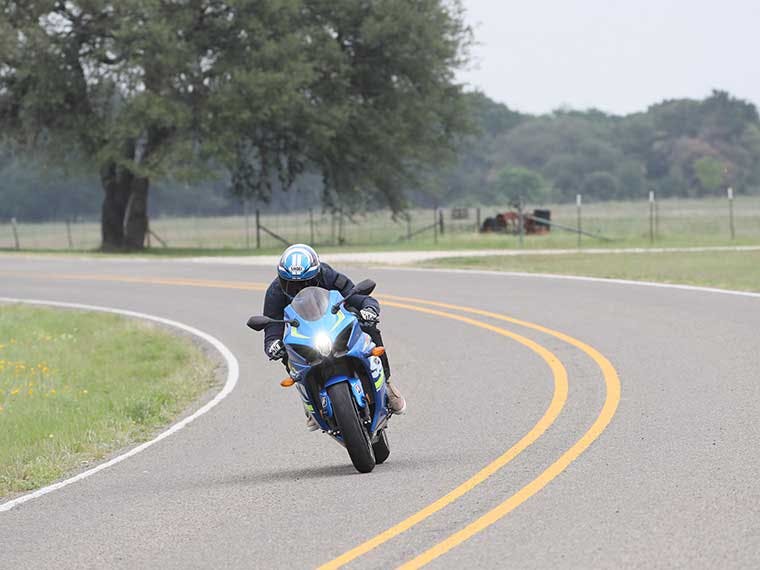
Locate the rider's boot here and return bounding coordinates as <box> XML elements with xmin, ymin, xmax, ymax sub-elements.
<box><xmin>304</xmin><ymin>405</ymin><xmax>319</xmax><ymax>431</ymax></box>
<box><xmin>386</xmin><ymin>380</ymin><xmax>407</xmax><ymax>415</ymax></box>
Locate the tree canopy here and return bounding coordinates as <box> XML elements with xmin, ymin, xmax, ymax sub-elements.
<box><xmin>0</xmin><ymin>0</ymin><xmax>471</xmax><ymax>248</ymax></box>
<box><xmin>3</xmin><ymin>8</ymin><xmax>759</xmax><ymax>227</ymax></box>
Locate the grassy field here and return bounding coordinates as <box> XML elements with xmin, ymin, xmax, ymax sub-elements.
<box><xmin>2</xmin><ymin>195</ymin><xmax>760</xmax><ymax>253</ymax></box>
<box><xmin>427</xmin><ymin>250</ymin><xmax>760</xmax><ymax>292</ymax></box>
<box><xmin>0</xmin><ymin>306</ymin><xmax>216</xmax><ymax>497</ymax></box>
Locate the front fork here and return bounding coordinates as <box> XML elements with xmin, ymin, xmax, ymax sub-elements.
<box><xmin>320</xmin><ymin>376</ymin><xmax>368</xmax><ymax>421</ymax></box>
<box><xmin>296</xmin><ymin>354</ymin><xmax>388</xmax><ymax>434</ymax></box>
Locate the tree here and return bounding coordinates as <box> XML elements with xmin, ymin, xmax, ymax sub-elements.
<box><xmin>616</xmin><ymin>160</ymin><xmax>646</xmax><ymax>198</ymax></box>
<box><xmin>694</xmin><ymin>156</ymin><xmax>724</xmax><ymax>193</ymax></box>
<box><xmin>492</xmin><ymin>166</ymin><xmax>549</xmax><ymax>204</ymax></box>
<box><xmin>0</xmin><ymin>0</ymin><xmax>470</xmax><ymax>249</ymax></box>
<box><xmin>582</xmin><ymin>171</ymin><xmax>619</xmax><ymax>200</ymax></box>
<box><xmin>700</xmin><ymin>89</ymin><xmax>759</xmax><ymax>142</ymax></box>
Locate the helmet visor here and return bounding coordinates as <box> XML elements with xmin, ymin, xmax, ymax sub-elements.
<box><xmin>280</xmin><ymin>275</ymin><xmax>319</xmax><ymax>298</ymax></box>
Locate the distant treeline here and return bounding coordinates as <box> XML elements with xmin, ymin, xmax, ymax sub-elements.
<box><xmin>2</xmin><ymin>89</ymin><xmax>759</xmax><ymax>221</ymax></box>
<box><xmin>433</xmin><ymin>89</ymin><xmax>760</xmax><ymax>206</ymax></box>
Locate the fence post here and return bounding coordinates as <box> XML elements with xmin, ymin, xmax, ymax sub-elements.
<box><xmin>10</xmin><ymin>217</ymin><xmax>20</xmax><ymax>250</ymax></box>
<box><xmin>433</xmin><ymin>208</ymin><xmax>438</xmax><ymax>244</ymax></box>
<box><xmin>406</xmin><ymin>213</ymin><xmax>412</xmax><ymax>240</ymax></box>
<box><xmin>255</xmin><ymin>209</ymin><xmax>261</xmax><ymax>249</ymax></box>
<box><xmin>576</xmin><ymin>194</ymin><xmax>582</xmax><ymax>249</ymax></box>
<box><xmin>475</xmin><ymin>207</ymin><xmax>481</xmax><ymax>233</ymax></box>
<box><xmin>439</xmin><ymin>210</ymin><xmax>445</xmax><ymax>236</ymax></box>
<box><xmin>66</xmin><ymin>219</ymin><xmax>73</xmax><ymax>249</ymax></box>
<box><xmin>309</xmin><ymin>208</ymin><xmax>315</xmax><ymax>245</ymax></box>
<box><xmin>243</xmin><ymin>199</ymin><xmax>251</xmax><ymax>249</ymax></box>
<box><xmin>728</xmin><ymin>187</ymin><xmax>735</xmax><ymax>240</ymax></box>
<box><xmin>655</xmin><ymin>194</ymin><xmax>660</xmax><ymax>240</ymax></box>
<box><xmin>649</xmin><ymin>190</ymin><xmax>655</xmax><ymax>245</ymax></box>
<box><xmin>338</xmin><ymin>207</ymin><xmax>345</xmax><ymax>245</ymax></box>
<box><xmin>517</xmin><ymin>198</ymin><xmax>524</xmax><ymax>247</ymax></box>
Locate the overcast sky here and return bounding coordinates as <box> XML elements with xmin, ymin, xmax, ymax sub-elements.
<box><xmin>457</xmin><ymin>0</ymin><xmax>759</xmax><ymax>115</ymax></box>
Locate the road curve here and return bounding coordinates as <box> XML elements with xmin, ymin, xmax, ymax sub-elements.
<box><xmin>1</xmin><ymin>256</ymin><xmax>758</xmax><ymax>569</ymax></box>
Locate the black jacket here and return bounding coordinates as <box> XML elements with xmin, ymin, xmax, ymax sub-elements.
<box><xmin>262</xmin><ymin>262</ymin><xmax>380</xmax><ymax>354</ymax></box>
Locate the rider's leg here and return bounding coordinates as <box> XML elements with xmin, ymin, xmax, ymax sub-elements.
<box><xmin>282</xmin><ymin>355</ymin><xmax>318</xmax><ymax>430</ymax></box>
<box><xmin>304</xmin><ymin>405</ymin><xmax>319</xmax><ymax>431</ymax></box>
<box><xmin>363</xmin><ymin>325</ymin><xmax>406</xmax><ymax>415</ymax></box>
<box><xmin>365</xmin><ymin>326</ymin><xmax>391</xmax><ymax>378</ymax></box>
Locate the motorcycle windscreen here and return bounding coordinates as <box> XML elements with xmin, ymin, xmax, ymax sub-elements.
<box><xmin>290</xmin><ymin>287</ymin><xmax>331</xmax><ymax>321</ymax></box>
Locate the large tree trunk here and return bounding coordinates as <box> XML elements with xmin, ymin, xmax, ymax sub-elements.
<box><xmin>124</xmin><ymin>176</ymin><xmax>149</xmax><ymax>249</ymax></box>
<box><xmin>100</xmin><ymin>162</ymin><xmax>150</xmax><ymax>251</ymax></box>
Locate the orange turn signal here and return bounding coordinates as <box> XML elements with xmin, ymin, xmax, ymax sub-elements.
<box><xmin>280</xmin><ymin>377</ymin><xmax>295</xmax><ymax>387</ymax></box>
<box><xmin>371</xmin><ymin>347</ymin><xmax>385</xmax><ymax>357</ymax></box>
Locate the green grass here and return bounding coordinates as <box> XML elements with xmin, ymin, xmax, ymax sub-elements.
<box><xmin>427</xmin><ymin>250</ymin><xmax>760</xmax><ymax>292</ymax></box>
<box><xmin>0</xmin><ymin>306</ymin><xmax>216</xmax><ymax>497</ymax></box>
<box><xmin>3</xmin><ymin>232</ymin><xmax>760</xmax><ymax>259</ymax></box>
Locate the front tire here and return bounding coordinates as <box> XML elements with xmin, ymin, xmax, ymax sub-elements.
<box><xmin>372</xmin><ymin>429</ymin><xmax>390</xmax><ymax>464</ymax></box>
<box><xmin>328</xmin><ymin>382</ymin><xmax>375</xmax><ymax>473</ymax></box>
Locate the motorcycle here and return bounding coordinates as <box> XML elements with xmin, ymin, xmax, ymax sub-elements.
<box><xmin>246</xmin><ymin>279</ymin><xmax>391</xmax><ymax>473</ymax></box>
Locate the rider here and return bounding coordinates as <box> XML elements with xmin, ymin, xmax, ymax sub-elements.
<box><xmin>262</xmin><ymin>244</ymin><xmax>407</xmax><ymax>429</ymax></box>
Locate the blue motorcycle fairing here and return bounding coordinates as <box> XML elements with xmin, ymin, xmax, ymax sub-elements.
<box><xmin>280</xmin><ymin>288</ymin><xmax>389</xmax><ymax>440</ymax></box>
<box><xmin>282</xmin><ymin>290</ymin><xmax>354</xmax><ymax>378</ymax></box>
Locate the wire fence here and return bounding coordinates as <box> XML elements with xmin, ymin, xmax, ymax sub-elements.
<box><xmin>2</xmin><ymin>194</ymin><xmax>760</xmax><ymax>251</ymax></box>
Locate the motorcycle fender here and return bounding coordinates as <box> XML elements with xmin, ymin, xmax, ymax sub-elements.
<box><xmin>322</xmin><ymin>375</ymin><xmax>367</xmax><ymax>418</ymax></box>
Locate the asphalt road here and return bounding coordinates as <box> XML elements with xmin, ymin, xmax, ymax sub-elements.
<box><xmin>0</xmin><ymin>256</ymin><xmax>758</xmax><ymax>569</ymax></box>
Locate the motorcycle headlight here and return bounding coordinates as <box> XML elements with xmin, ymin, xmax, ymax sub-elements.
<box><xmin>315</xmin><ymin>332</ymin><xmax>333</xmax><ymax>357</ymax></box>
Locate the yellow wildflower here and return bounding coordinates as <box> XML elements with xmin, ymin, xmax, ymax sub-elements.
<box><xmin>11</xmin><ymin>388</ymin><xmax>19</xmax><ymax>396</ymax></box>
<box><xmin>28</xmin><ymin>388</ymin><xmax>34</xmax><ymax>396</ymax></box>
<box><xmin>49</xmin><ymin>389</ymin><xmax>56</xmax><ymax>395</ymax></box>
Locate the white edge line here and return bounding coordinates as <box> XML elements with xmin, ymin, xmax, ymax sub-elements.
<box><xmin>371</xmin><ymin>266</ymin><xmax>760</xmax><ymax>299</ymax></box>
<box><xmin>0</xmin><ymin>297</ymin><xmax>240</xmax><ymax>513</ymax></box>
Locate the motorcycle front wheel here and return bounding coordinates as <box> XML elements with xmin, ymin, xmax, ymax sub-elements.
<box><xmin>372</xmin><ymin>429</ymin><xmax>390</xmax><ymax>464</ymax></box>
<box><xmin>327</xmin><ymin>382</ymin><xmax>376</xmax><ymax>473</ymax></box>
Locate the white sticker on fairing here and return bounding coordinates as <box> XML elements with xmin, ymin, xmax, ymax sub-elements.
<box><xmin>370</xmin><ymin>356</ymin><xmax>383</xmax><ymax>379</ymax></box>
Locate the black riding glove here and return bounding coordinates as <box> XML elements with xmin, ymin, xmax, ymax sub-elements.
<box><xmin>266</xmin><ymin>339</ymin><xmax>286</xmax><ymax>361</ymax></box>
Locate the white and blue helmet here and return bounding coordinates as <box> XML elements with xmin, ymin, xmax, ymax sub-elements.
<box><xmin>277</xmin><ymin>244</ymin><xmax>321</xmax><ymax>297</ymax></box>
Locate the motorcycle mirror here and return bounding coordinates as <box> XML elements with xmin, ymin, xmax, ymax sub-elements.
<box><xmin>331</xmin><ymin>279</ymin><xmax>376</xmax><ymax>314</ymax></box>
<box><xmin>246</xmin><ymin>316</ymin><xmax>272</xmax><ymax>331</ymax></box>
<box><xmin>353</xmin><ymin>279</ymin><xmax>376</xmax><ymax>296</ymax></box>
